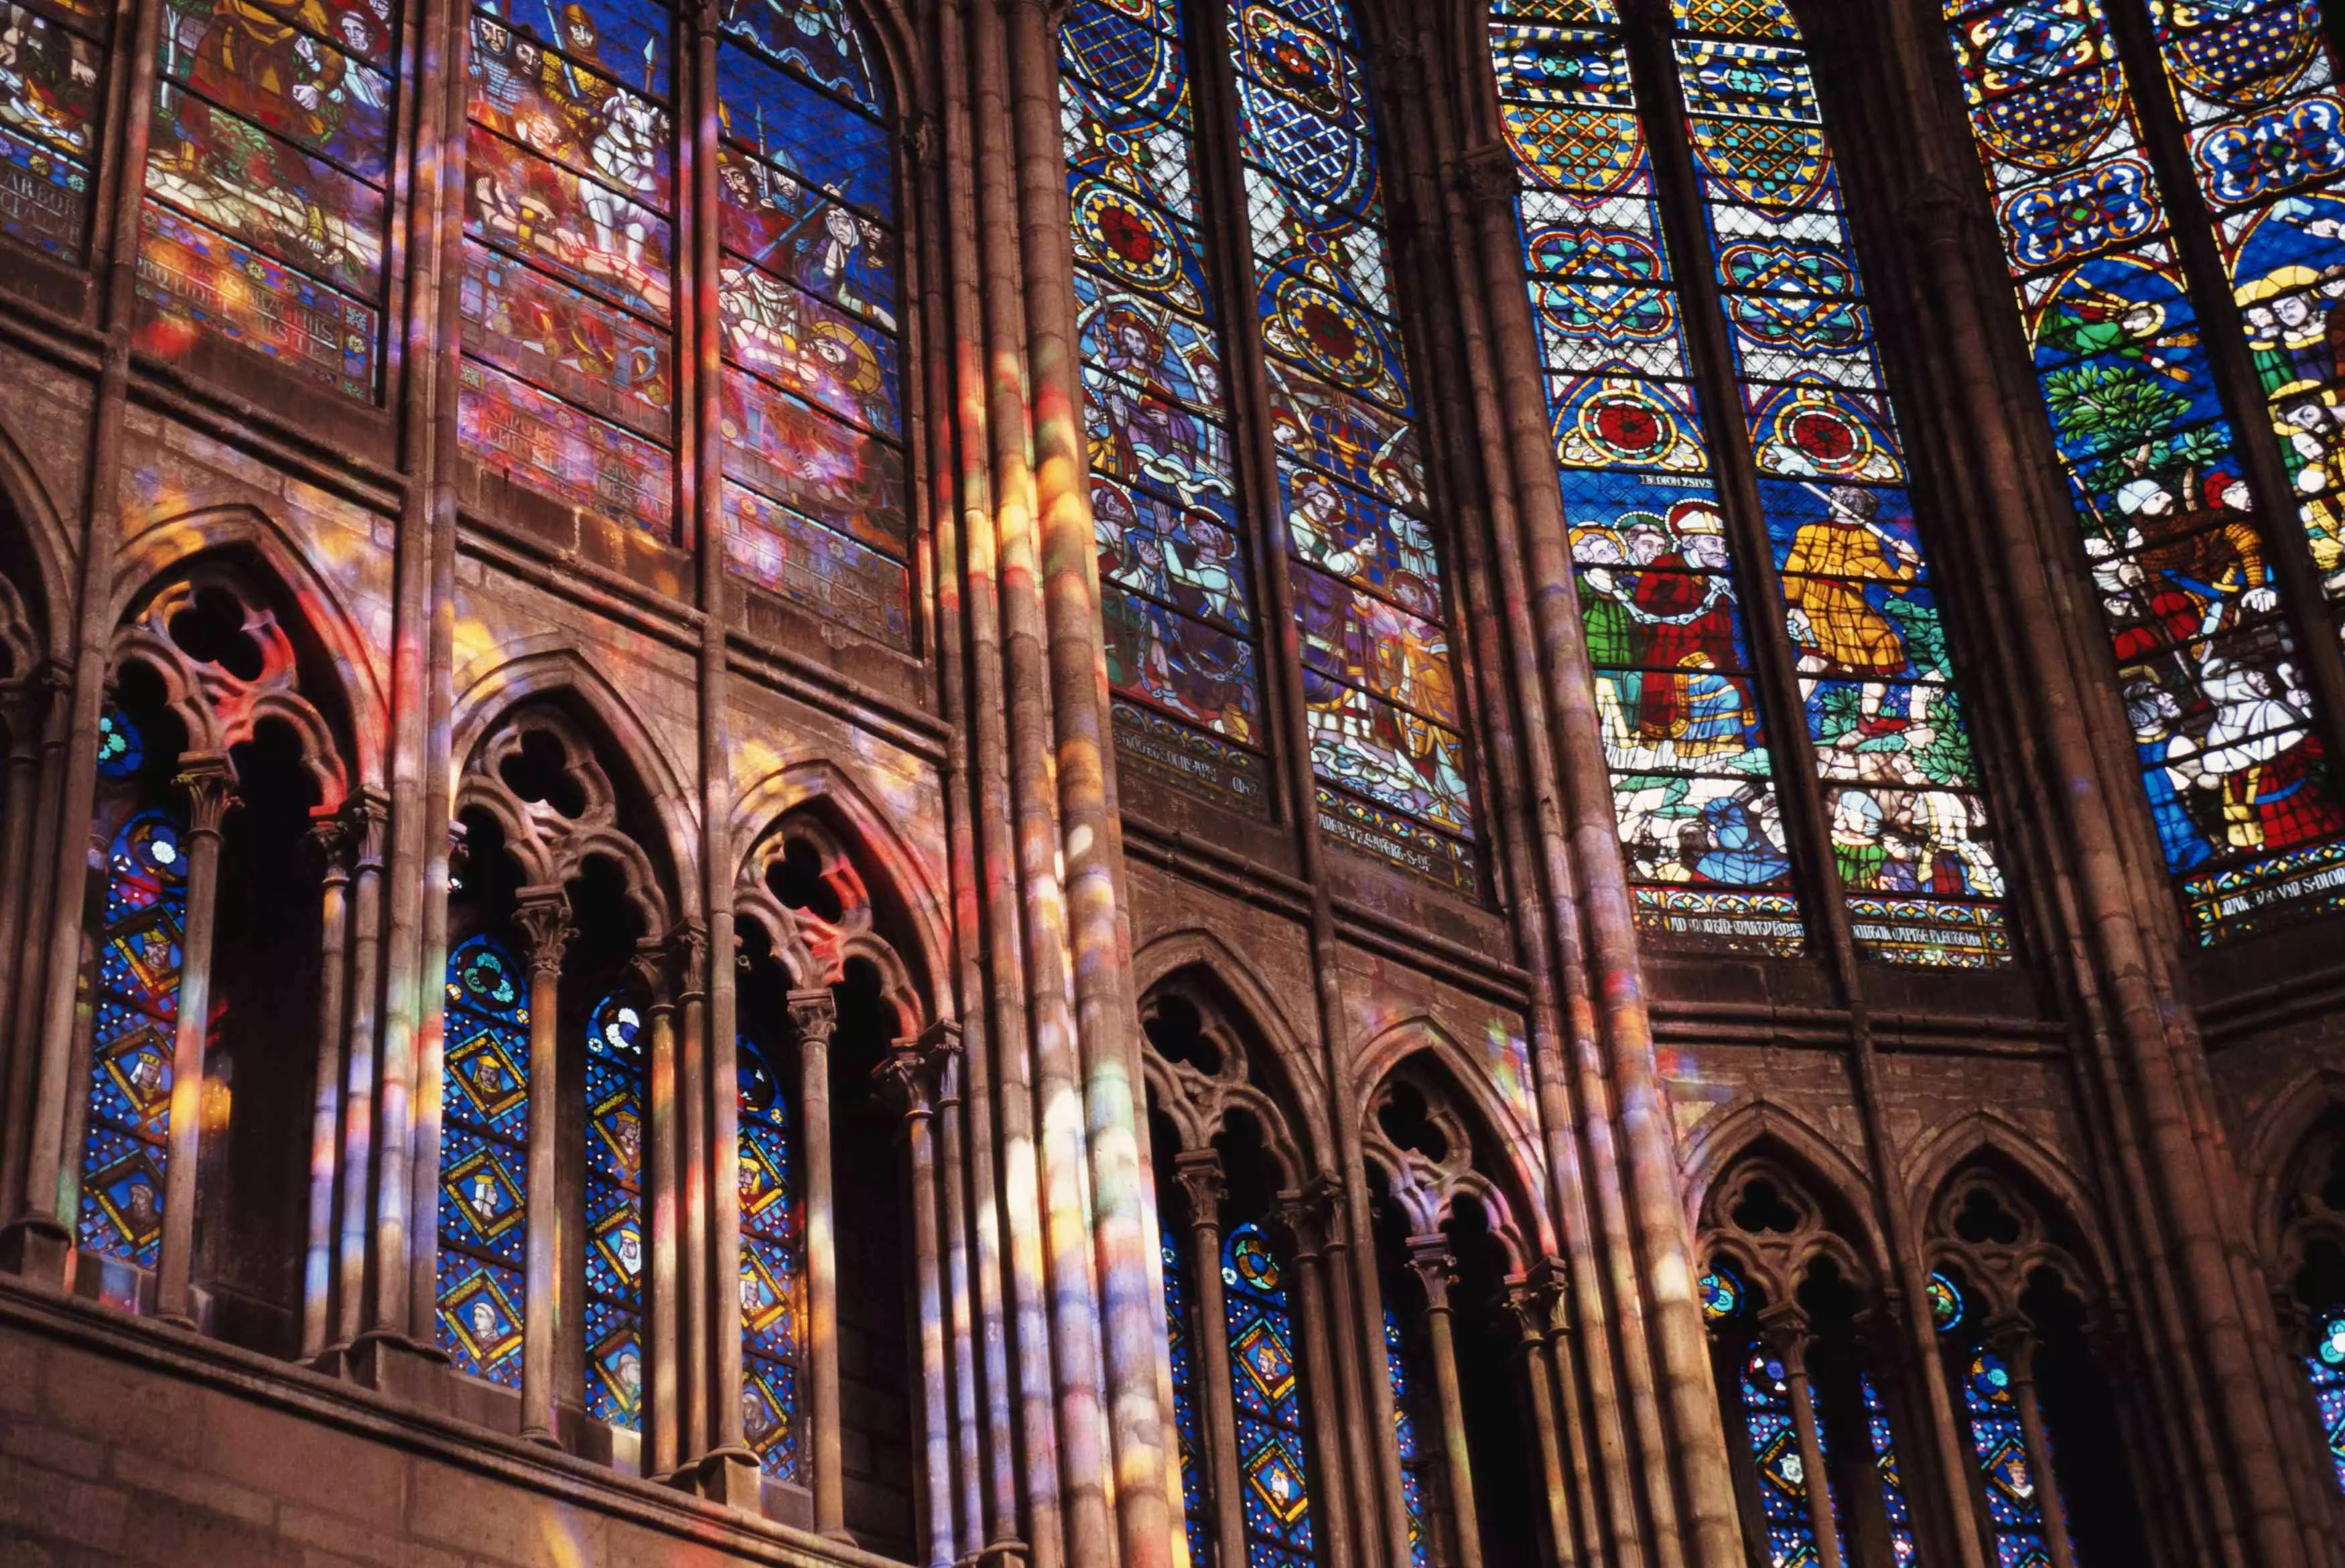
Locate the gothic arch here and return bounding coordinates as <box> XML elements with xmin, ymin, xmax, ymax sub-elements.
<box><xmin>1356</xmin><ymin>1016</ymin><xmax>1550</xmax><ymax>1259</ymax></box>
<box><xmin>1138</xmin><ymin>960</ymin><xmax>1321</xmax><ymax>1187</ymax></box>
<box><xmin>1901</xmin><ymin>1109</ymin><xmax>2117</xmax><ymax>1295</ymax></box>
<box><xmin>110</xmin><ymin>504</ymin><xmax>393</xmax><ymax>790</ymax></box>
<box><xmin>2236</xmin><ymin>1063</ymin><xmax>2345</xmax><ymax>1270</ymax></box>
<box><xmin>1680</xmin><ymin>1096</ymin><xmax>1891</xmax><ymax>1285</ymax></box>
<box><xmin>1134</xmin><ymin>930</ymin><xmax>1328</xmax><ymax>1161</ymax></box>
<box><xmin>450</xmin><ymin>649</ymin><xmax>700</xmax><ymax>921</ymax></box>
<box><xmin>0</xmin><ymin>404</ymin><xmax>79</xmax><ymax>664</ymax></box>
<box><xmin>731</xmin><ymin>758</ymin><xmax>947</xmax><ymax>1023</ymax></box>
<box><xmin>1359</xmin><ymin>1043</ymin><xmax>1541</xmax><ymax>1271</ymax></box>
<box><xmin>736</xmin><ymin>805</ymin><xmax>927</xmax><ymax>1035</ymax></box>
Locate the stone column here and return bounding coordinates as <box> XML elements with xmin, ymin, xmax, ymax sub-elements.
<box><xmin>155</xmin><ymin>756</ymin><xmax>233</xmax><ymax>1326</ymax></box>
<box><xmin>336</xmin><ymin>790</ymin><xmax>389</xmax><ymax>1355</ymax></box>
<box><xmin>634</xmin><ymin>938</ymin><xmax>681</xmax><ymax>1478</ymax></box>
<box><xmin>0</xmin><ymin>679</ymin><xmax>50</xmax><ymax>1200</ymax></box>
<box><xmin>1407</xmin><ymin>1242</ymin><xmax>1483</xmax><ymax>1568</ymax></box>
<box><xmin>1280</xmin><ymin>1190</ymin><xmax>1355</xmax><ymax>1568</ymax></box>
<box><xmin>513</xmin><ymin>892</ymin><xmax>570</xmax><ymax>1447</ymax></box>
<box><xmin>878</xmin><ymin>1024</ymin><xmax>962</xmax><ymax>1568</ymax></box>
<box><xmin>1993</xmin><ymin>1330</ymin><xmax>2076</xmax><ymax>1568</ymax></box>
<box><xmin>1505</xmin><ymin>1279</ymin><xmax>1580</xmax><ymax>1568</ymax></box>
<box><xmin>1173</xmin><ymin>1153</ymin><xmax>1246</xmax><ymax>1568</ymax></box>
<box><xmin>0</xmin><ymin>666</ymin><xmax>68</xmax><ymax>1230</ymax></box>
<box><xmin>792</xmin><ymin>987</ymin><xmax>845</xmax><ymax>1537</ymax></box>
<box><xmin>301</xmin><ymin>812</ymin><xmax>356</xmax><ymax>1360</ymax></box>
<box><xmin>1759</xmin><ymin>1308</ymin><xmax>1844</xmax><ymax>1568</ymax></box>
<box><xmin>670</xmin><ymin>920</ymin><xmax>710</xmax><ymax>1474</ymax></box>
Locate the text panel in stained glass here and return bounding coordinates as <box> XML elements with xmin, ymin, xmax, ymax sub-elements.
<box><xmin>584</xmin><ymin>992</ymin><xmax>645</xmax><ymax>1429</ymax></box>
<box><xmin>1231</xmin><ymin>0</ymin><xmax>1479</xmax><ymax>898</ymax></box>
<box><xmin>1223</xmin><ymin>1222</ymin><xmax>1316</xmax><ymax>1568</ymax></box>
<box><xmin>1947</xmin><ymin>0</ymin><xmax>2345</xmax><ymax>942</ymax></box>
<box><xmin>436</xmin><ymin>935</ymin><xmax>531</xmax><ymax>1388</ymax></box>
<box><xmin>1491</xmin><ymin>1</ymin><xmax>1806</xmax><ymax>954</ymax></box>
<box><xmin>135</xmin><ymin>0</ymin><xmax>404</xmax><ymax>399</ymax></box>
<box><xmin>1061</xmin><ymin>0</ymin><xmax>1268</xmax><ymax>812</ymax></box>
<box><xmin>716</xmin><ymin>0</ymin><xmax>909</xmax><ymax>646</ymax></box>
<box><xmin>1678</xmin><ymin>1</ymin><xmax>2014</xmax><ymax>965</ymax></box>
<box><xmin>76</xmin><ymin>711</ymin><xmax>184</xmax><ymax>1271</ymax></box>
<box><xmin>460</xmin><ymin>0</ymin><xmax>677</xmax><ymax>534</ymax></box>
<box><xmin>739</xmin><ymin>1037</ymin><xmax>801</xmax><ymax>1480</ymax></box>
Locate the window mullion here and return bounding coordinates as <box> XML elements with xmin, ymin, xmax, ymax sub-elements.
<box><xmin>1189</xmin><ymin>0</ymin><xmax>1317</xmax><ymax>844</ymax></box>
<box><xmin>1621</xmin><ymin>0</ymin><xmax>1860</xmax><ymax>978</ymax></box>
<box><xmin>2100</xmin><ymin>0</ymin><xmax>2345</xmax><ymax>775</ymax></box>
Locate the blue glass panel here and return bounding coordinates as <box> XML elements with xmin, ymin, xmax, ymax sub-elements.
<box><xmin>717</xmin><ymin>0</ymin><xmax>879</xmax><ymax>114</ymax></box>
<box><xmin>1859</xmin><ymin>1373</ymin><xmax>1923</xmax><ymax>1565</ymax></box>
<box><xmin>1738</xmin><ymin>1343</ymin><xmax>1831</xmax><ymax>1568</ymax></box>
<box><xmin>584</xmin><ymin>991</ymin><xmax>645</xmax><ymax>1429</ymax></box>
<box><xmin>739</xmin><ymin>1036</ymin><xmax>801</xmax><ymax>1478</ymax></box>
<box><xmin>2306</xmin><ymin>1307</ymin><xmax>2345</xmax><ymax>1495</ymax></box>
<box><xmin>1223</xmin><ymin>1222</ymin><xmax>1315</xmax><ymax>1568</ymax></box>
<box><xmin>715</xmin><ymin>41</ymin><xmax>890</xmax><ymax>220</ymax></box>
<box><xmin>1382</xmin><ymin>1308</ymin><xmax>1432</xmax><ymax>1568</ymax></box>
<box><xmin>1164</xmin><ymin>1237</ymin><xmax>1215</xmax><ymax>1568</ymax></box>
<box><xmin>1962</xmin><ymin>1348</ymin><xmax>2062</xmax><ymax>1568</ymax></box>
<box><xmin>468</xmin><ymin>15</ymin><xmax>673</xmax><ymax>210</ymax></box>
<box><xmin>437</xmin><ymin>934</ymin><xmax>531</xmax><ymax>1388</ymax></box>
<box><xmin>475</xmin><ymin>0</ymin><xmax>671</xmax><ymax>96</ymax></box>
<box><xmin>717</xmin><ymin>139</ymin><xmax>897</xmax><ymax>330</ymax></box>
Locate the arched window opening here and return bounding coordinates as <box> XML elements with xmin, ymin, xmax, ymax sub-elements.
<box><xmin>1489</xmin><ymin>0</ymin><xmax>2012</xmax><ymax>965</ymax></box>
<box><xmin>1927</xmin><ymin>1165</ymin><xmax>2152</xmax><ymax>1564</ymax></box>
<box><xmin>1156</xmin><ymin>1107</ymin><xmax>1218</xmax><ymax>1568</ymax></box>
<box><xmin>714</xmin><ymin>0</ymin><xmax>910</xmax><ymax>646</ymax></box>
<box><xmin>1060</xmin><ymin>0</ymin><xmax>1481</xmax><ymax>898</ymax></box>
<box><xmin>135</xmin><ymin>0</ymin><xmax>405</xmax><ymax>398</ymax></box>
<box><xmin>72</xmin><ymin>571</ymin><xmax>350</xmax><ymax>1353</ymax></box>
<box><xmin>460</xmin><ymin>0</ymin><xmax>678</xmax><ymax>532</ymax></box>
<box><xmin>1141</xmin><ymin>975</ymin><xmax>1335</xmax><ymax>1568</ymax></box>
<box><xmin>1363</xmin><ymin>1064</ymin><xmax>1547</xmax><ymax>1568</ymax></box>
<box><xmin>1698</xmin><ymin>1153</ymin><xmax>1930</xmax><ymax>1568</ymax></box>
<box><xmin>2274</xmin><ymin>1117</ymin><xmax>2345</xmax><ymax>1492</ymax></box>
<box><xmin>1943</xmin><ymin>0</ymin><xmax>2345</xmax><ymax>944</ymax></box>
<box><xmin>436</xmin><ymin>707</ymin><xmax>675</xmax><ymax>1464</ymax></box>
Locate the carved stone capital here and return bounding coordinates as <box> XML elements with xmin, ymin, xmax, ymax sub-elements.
<box><xmin>513</xmin><ymin>890</ymin><xmax>574</xmax><ymax>977</ymax></box>
<box><xmin>1981</xmin><ymin>1315</ymin><xmax>2037</xmax><ymax>1384</ymax></box>
<box><xmin>872</xmin><ymin>1044</ymin><xmax>935</xmax><ymax>1123</ymax></box>
<box><xmin>175</xmin><ymin>752</ymin><xmax>236</xmax><ymax>837</ymax></box>
<box><xmin>909</xmin><ymin>113</ymin><xmax>941</xmax><ymax>170</ymax></box>
<box><xmin>1501</xmin><ymin>1279</ymin><xmax>1549</xmax><ymax>1346</ymax></box>
<box><xmin>342</xmin><ymin>786</ymin><xmax>389</xmax><ymax>869</ymax></box>
<box><xmin>1457</xmin><ymin>141</ymin><xmax>1520</xmax><ymax>210</ymax></box>
<box><xmin>1900</xmin><ymin>174</ymin><xmax>1980</xmax><ymax>255</ymax></box>
<box><xmin>1756</xmin><ymin>1301</ymin><xmax>1813</xmax><ymax>1375</ymax></box>
<box><xmin>308</xmin><ymin>811</ymin><xmax>355</xmax><ymax>881</ymax></box>
<box><xmin>668</xmin><ymin>918</ymin><xmax>710</xmax><ymax>1002</ymax></box>
<box><xmin>1170</xmin><ymin>1149</ymin><xmax>1226</xmax><ymax>1232</ymax></box>
<box><xmin>1406</xmin><ymin>1235</ymin><xmax>1456</xmax><ymax>1313</ymax></box>
<box><xmin>1274</xmin><ymin>1178</ymin><xmax>1340</xmax><ymax>1260</ymax></box>
<box><xmin>627</xmin><ymin>936</ymin><xmax>673</xmax><ymax>1008</ymax></box>
<box><xmin>788</xmin><ymin>986</ymin><xmax>837</xmax><ymax>1049</ymax></box>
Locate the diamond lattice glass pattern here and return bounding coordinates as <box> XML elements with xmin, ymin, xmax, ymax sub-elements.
<box><xmin>436</xmin><ymin>934</ymin><xmax>531</xmax><ymax>1387</ymax></box>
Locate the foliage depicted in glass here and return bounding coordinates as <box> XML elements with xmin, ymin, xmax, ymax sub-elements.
<box><xmin>1946</xmin><ymin>0</ymin><xmax>2345</xmax><ymax>942</ymax></box>
<box><xmin>584</xmin><ymin>990</ymin><xmax>645</xmax><ymax>1428</ymax></box>
<box><xmin>1676</xmin><ymin>0</ymin><xmax>2013</xmax><ymax>964</ymax></box>
<box><xmin>436</xmin><ymin>934</ymin><xmax>531</xmax><ymax>1387</ymax></box>
<box><xmin>0</xmin><ymin>0</ymin><xmax>109</xmax><ymax>259</ymax></box>
<box><xmin>461</xmin><ymin>0</ymin><xmax>676</xmax><ymax>530</ymax></box>
<box><xmin>2303</xmin><ymin>1307</ymin><xmax>2345</xmax><ymax>1494</ymax></box>
<box><xmin>1492</xmin><ymin>0</ymin><xmax>1804</xmax><ymax>954</ymax></box>
<box><xmin>1961</xmin><ymin>1350</ymin><xmax>2059</xmax><ymax>1568</ymax></box>
<box><xmin>76</xmin><ymin>711</ymin><xmax>186</xmax><ymax>1269</ymax></box>
<box><xmin>1061</xmin><ymin>0</ymin><xmax>1266</xmax><ymax>811</ymax></box>
<box><xmin>1382</xmin><ymin>1306</ymin><xmax>1432</xmax><ymax>1568</ymax></box>
<box><xmin>738</xmin><ymin>1036</ymin><xmax>801</xmax><ymax>1478</ymax></box>
<box><xmin>1223</xmin><ymin>1221</ymin><xmax>1316</xmax><ymax>1568</ymax></box>
<box><xmin>136</xmin><ymin>0</ymin><xmax>402</xmax><ymax>397</ymax></box>
<box><xmin>717</xmin><ymin>0</ymin><xmax>909</xmax><ymax>646</ymax></box>
<box><xmin>1737</xmin><ymin>1342</ymin><xmax>1834</xmax><ymax>1568</ymax></box>
<box><xmin>1164</xmin><ymin>1236</ymin><xmax>1215</xmax><ymax>1568</ymax></box>
<box><xmin>1859</xmin><ymin>1372</ymin><xmax>1922</xmax><ymax>1565</ymax></box>
<box><xmin>1230</xmin><ymin>0</ymin><xmax>1479</xmax><ymax>898</ymax></box>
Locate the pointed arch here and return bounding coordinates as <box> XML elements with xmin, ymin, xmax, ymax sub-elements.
<box><xmin>111</xmin><ymin>505</ymin><xmax>389</xmax><ymax>790</ymax></box>
<box><xmin>1133</xmin><ymin>932</ymin><xmax>1329</xmax><ymax>1174</ymax></box>
<box><xmin>2236</xmin><ymin>1063</ymin><xmax>2345</xmax><ymax>1269</ymax></box>
<box><xmin>1355</xmin><ymin>1016</ymin><xmax>1550</xmax><ymax>1265</ymax></box>
<box><xmin>0</xmin><ymin>412</ymin><xmax>73</xmax><ymax>668</ymax></box>
<box><xmin>1903</xmin><ymin>1110</ymin><xmax>2117</xmax><ymax>1291</ymax></box>
<box><xmin>1680</xmin><ymin>1094</ymin><xmax>1891</xmax><ymax>1285</ymax></box>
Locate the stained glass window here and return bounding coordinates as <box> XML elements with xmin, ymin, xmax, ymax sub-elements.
<box><xmin>0</xmin><ymin>0</ymin><xmax>109</xmax><ymax>259</ymax></box>
<box><xmin>738</xmin><ymin>1035</ymin><xmax>802</xmax><ymax>1478</ymax></box>
<box><xmin>137</xmin><ymin>0</ymin><xmax>403</xmax><ymax>398</ymax></box>
<box><xmin>2303</xmin><ymin>1305</ymin><xmax>2345</xmax><ymax>1493</ymax></box>
<box><xmin>1493</xmin><ymin>0</ymin><xmax>1802</xmax><ymax>954</ymax></box>
<box><xmin>1060</xmin><ymin>0</ymin><xmax>1268</xmax><ymax>811</ymax></box>
<box><xmin>436</xmin><ymin>933</ymin><xmax>531</xmax><ymax>1387</ymax></box>
<box><xmin>460</xmin><ymin>0</ymin><xmax>677</xmax><ymax>530</ymax></box>
<box><xmin>76</xmin><ymin>709</ymin><xmax>186</xmax><ymax>1270</ymax></box>
<box><xmin>1223</xmin><ymin>1221</ymin><xmax>1316</xmax><ymax>1568</ymax></box>
<box><xmin>1946</xmin><ymin>0</ymin><xmax>2345</xmax><ymax>943</ymax></box>
<box><xmin>1489</xmin><ymin>0</ymin><xmax>2013</xmax><ymax>965</ymax></box>
<box><xmin>1382</xmin><ymin>1305</ymin><xmax>1432</xmax><ymax>1568</ymax></box>
<box><xmin>1960</xmin><ymin>1350</ymin><xmax>2062</xmax><ymax>1568</ymax></box>
<box><xmin>1164</xmin><ymin>1235</ymin><xmax>1215</xmax><ymax>1568</ymax></box>
<box><xmin>1736</xmin><ymin>1342</ymin><xmax>1836</xmax><ymax>1568</ymax></box>
<box><xmin>584</xmin><ymin>989</ymin><xmax>645</xmax><ymax>1428</ymax></box>
<box><xmin>717</xmin><ymin>0</ymin><xmax>909</xmax><ymax>646</ymax></box>
<box><xmin>1231</xmin><ymin>0</ymin><xmax>1479</xmax><ymax>898</ymax></box>
<box><xmin>1859</xmin><ymin>1372</ymin><xmax>1922</xmax><ymax>1565</ymax></box>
